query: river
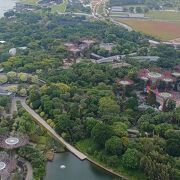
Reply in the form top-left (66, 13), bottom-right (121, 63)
top-left (0, 0), bottom-right (17, 17)
top-left (44, 153), bottom-right (119, 180)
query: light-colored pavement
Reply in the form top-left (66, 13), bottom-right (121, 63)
top-left (25, 161), bottom-right (33, 180)
top-left (18, 98), bottom-right (87, 160)
top-left (109, 18), bottom-right (133, 31)
top-left (10, 97), bottom-right (17, 115)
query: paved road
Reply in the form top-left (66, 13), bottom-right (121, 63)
top-left (89, 0), bottom-right (133, 31)
top-left (109, 18), bottom-right (133, 31)
top-left (18, 98), bottom-right (87, 160)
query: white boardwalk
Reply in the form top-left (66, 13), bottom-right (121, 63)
top-left (19, 98), bottom-right (87, 160)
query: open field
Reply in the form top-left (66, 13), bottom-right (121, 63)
top-left (146, 11), bottom-right (180, 21)
top-left (20, 0), bottom-right (38, 5)
top-left (51, 0), bottom-right (68, 13)
top-left (118, 19), bottom-right (180, 41)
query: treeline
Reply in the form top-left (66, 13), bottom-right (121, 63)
top-left (27, 61), bottom-right (180, 179)
top-left (0, 12), bottom-right (148, 73)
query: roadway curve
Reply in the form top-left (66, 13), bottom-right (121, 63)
top-left (109, 18), bottom-right (133, 31)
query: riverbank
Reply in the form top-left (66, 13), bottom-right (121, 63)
top-left (76, 139), bottom-right (147, 180)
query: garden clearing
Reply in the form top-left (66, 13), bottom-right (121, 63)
top-left (51, 0), bottom-right (68, 13)
top-left (118, 19), bottom-right (180, 41)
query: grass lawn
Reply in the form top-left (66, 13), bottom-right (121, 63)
top-left (76, 139), bottom-right (147, 180)
top-left (118, 19), bottom-right (180, 41)
top-left (20, 0), bottom-right (38, 5)
top-left (146, 11), bottom-right (180, 21)
top-left (30, 134), bottom-right (47, 144)
top-left (51, 0), bottom-right (68, 13)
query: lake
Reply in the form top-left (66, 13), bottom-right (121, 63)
top-left (44, 153), bottom-right (120, 180)
top-left (0, 0), bottom-right (17, 17)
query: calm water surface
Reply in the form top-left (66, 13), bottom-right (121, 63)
top-left (0, 0), bottom-right (16, 17)
top-left (44, 153), bottom-right (120, 180)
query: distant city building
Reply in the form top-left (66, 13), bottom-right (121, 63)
top-left (111, 6), bottom-right (124, 12)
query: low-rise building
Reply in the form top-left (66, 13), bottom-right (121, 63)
top-left (100, 43), bottom-right (116, 52)
top-left (111, 6), bottom-right (124, 12)
top-left (128, 13), bottom-right (145, 18)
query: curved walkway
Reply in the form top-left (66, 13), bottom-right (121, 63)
top-left (18, 98), bottom-right (87, 160)
top-left (25, 161), bottom-right (33, 180)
